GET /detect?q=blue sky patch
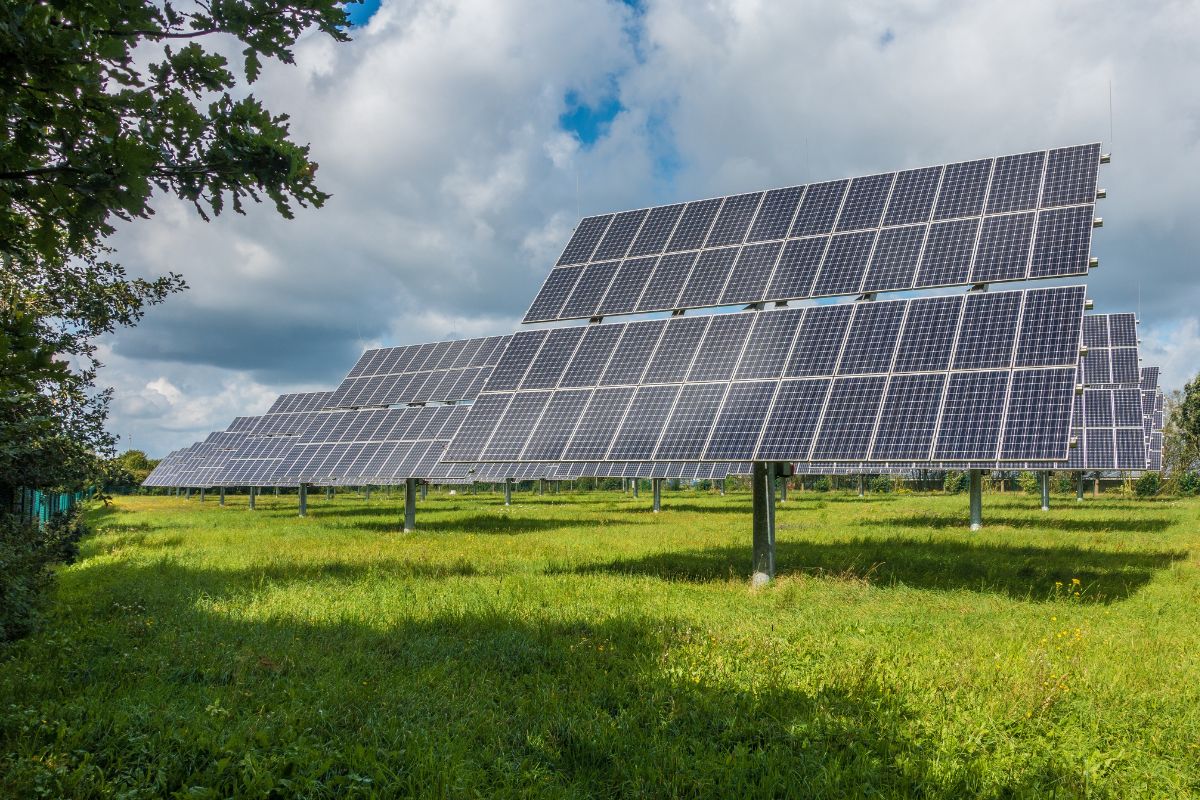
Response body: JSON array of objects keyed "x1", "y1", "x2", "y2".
[
  {"x1": 560, "y1": 90, "x2": 624, "y2": 147},
  {"x1": 346, "y1": 0, "x2": 382, "y2": 27}
]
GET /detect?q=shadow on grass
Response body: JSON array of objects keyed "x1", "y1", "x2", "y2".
[
  {"x1": 860, "y1": 512, "x2": 1175, "y2": 534},
  {"x1": 327, "y1": 512, "x2": 645, "y2": 536},
  {"x1": 7, "y1": 557, "x2": 1091, "y2": 798},
  {"x1": 565, "y1": 537, "x2": 1186, "y2": 603}
]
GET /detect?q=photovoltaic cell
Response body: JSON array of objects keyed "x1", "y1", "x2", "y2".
[
  {"x1": 599, "y1": 320, "x2": 666, "y2": 386},
  {"x1": 1030, "y1": 206, "x2": 1094, "y2": 278},
  {"x1": 861, "y1": 225, "x2": 925, "y2": 292},
  {"x1": 913, "y1": 218, "x2": 979, "y2": 287},
  {"x1": 561, "y1": 261, "x2": 620, "y2": 319},
  {"x1": 999, "y1": 368, "x2": 1075, "y2": 459},
  {"x1": 706, "y1": 192, "x2": 762, "y2": 247},
  {"x1": 557, "y1": 215, "x2": 611, "y2": 265},
  {"x1": 790, "y1": 180, "x2": 849, "y2": 237},
  {"x1": 559, "y1": 325, "x2": 623, "y2": 387},
  {"x1": 486, "y1": 330, "x2": 547, "y2": 392},
  {"x1": 735, "y1": 309, "x2": 805, "y2": 379},
  {"x1": 933, "y1": 370, "x2": 1010, "y2": 459},
  {"x1": 951, "y1": 292, "x2": 1022, "y2": 369},
  {"x1": 666, "y1": 198, "x2": 722, "y2": 252},
  {"x1": 810, "y1": 376, "x2": 887, "y2": 459},
  {"x1": 785, "y1": 304, "x2": 853, "y2": 376},
  {"x1": 563, "y1": 388, "x2": 635, "y2": 459},
  {"x1": 933, "y1": 159, "x2": 992, "y2": 220},
  {"x1": 521, "y1": 327, "x2": 585, "y2": 390},
  {"x1": 592, "y1": 209, "x2": 649, "y2": 261},
  {"x1": 704, "y1": 382, "x2": 777, "y2": 459},
  {"x1": 677, "y1": 248, "x2": 738, "y2": 308},
  {"x1": 883, "y1": 166, "x2": 942, "y2": 226},
  {"x1": 969, "y1": 212, "x2": 1036, "y2": 283},
  {"x1": 720, "y1": 241, "x2": 783, "y2": 304},
  {"x1": 1041, "y1": 143, "x2": 1101, "y2": 207},
  {"x1": 597, "y1": 257, "x2": 657, "y2": 316},
  {"x1": 892, "y1": 295, "x2": 963, "y2": 372},
  {"x1": 765, "y1": 237, "x2": 826, "y2": 300},
  {"x1": 521, "y1": 390, "x2": 591, "y2": 459},
  {"x1": 986, "y1": 151, "x2": 1046, "y2": 213},
  {"x1": 642, "y1": 317, "x2": 709, "y2": 383},
  {"x1": 869, "y1": 373, "x2": 946, "y2": 459},
  {"x1": 688, "y1": 313, "x2": 754, "y2": 382},
  {"x1": 837, "y1": 301, "x2": 906, "y2": 374},
  {"x1": 628, "y1": 204, "x2": 684, "y2": 256},
  {"x1": 608, "y1": 385, "x2": 680, "y2": 459},
  {"x1": 756, "y1": 379, "x2": 831, "y2": 460},
  {"x1": 655, "y1": 383, "x2": 727, "y2": 459},
  {"x1": 812, "y1": 230, "x2": 877, "y2": 296},
  {"x1": 747, "y1": 186, "x2": 804, "y2": 242},
  {"x1": 636, "y1": 252, "x2": 696, "y2": 312}
]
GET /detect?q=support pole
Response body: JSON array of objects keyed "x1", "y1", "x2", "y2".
[
  {"x1": 1040, "y1": 472, "x2": 1050, "y2": 512},
  {"x1": 504, "y1": 479, "x2": 512, "y2": 506},
  {"x1": 365, "y1": 486, "x2": 371, "y2": 501},
  {"x1": 968, "y1": 469, "x2": 982, "y2": 531},
  {"x1": 652, "y1": 478, "x2": 662, "y2": 512},
  {"x1": 633, "y1": 479, "x2": 639, "y2": 498},
  {"x1": 248, "y1": 487, "x2": 256, "y2": 510},
  {"x1": 780, "y1": 477, "x2": 788, "y2": 502},
  {"x1": 219, "y1": 487, "x2": 225, "y2": 507},
  {"x1": 199, "y1": 488, "x2": 205, "y2": 503},
  {"x1": 858, "y1": 475, "x2": 865, "y2": 497},
  {"x1": 752, "y1": 462, "x2": 776, "y2": 585},
  {"x1": 403, "y1": 478, "x2": 416, "y2": 532},
  {"x1": 719, "y1": 479, "x2": 725, "y2": 496},
  {"x1": 421, "y1": 483, "x2": 428, "y2": 501},
  {"x1": 326, "y1": 486, "x2": 333, "y2": 500},
  {"x1": 538, "y1": 479, "x2": 545, "y2": 496},
  {"x1": 186, "y1": 488, "x2": 192, "y2": 499},
  {"x1": 298, "y1": 483, "x2": 308, "y2": 517},
  {"x1": 1093, "y1": 474, "x2": 1099, "y2": 498},
  {"x1": 1076, "y1": 472, "x2": 1084, "y2": 502}
]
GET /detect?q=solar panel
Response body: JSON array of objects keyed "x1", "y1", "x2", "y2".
[
  {"x1": 450, "y1": 284, "x2": 1087, "y2": 465},
  {"x1": 1077, "y1": 313, "x2": 1139, "y2": 387},
  {"x1": 328, "y1": 335, "x2": 506, "y2": 409},
  {"x1": 526, "y1": 144, "x2": 1102, "y2": 323}
]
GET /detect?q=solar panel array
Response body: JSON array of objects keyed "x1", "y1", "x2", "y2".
[
  {"x1": 525, "y1": 144, "x2": 1102, "y2": 323},
  {"x1": 448, "y1": 285, "x2": 1087, "y2": 466},
  {"x1": 1062, "y1": 387, "x2": 1147, "y2": 470},
  {"x1": 1142, "y1": 367, "x2": 1164, "y2": 470},
  {"x1": 327, "y1": 336, "x2": 507, "y2": 408},
  {"x1": 1080, "y1": 313, "x2": 1139, "y2": 386}
]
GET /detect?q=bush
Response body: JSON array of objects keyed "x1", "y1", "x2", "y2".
[
  {"x1": 869, "y1": 475, "x2": 894, "y2": 493},
  {"x1": 0, "y1": 508, "x2": 88, "y2": 643},
  {"x1": 1053, "y1": 471, "x2": 1076, "y2": 493},
  {"x1": 1017, "y1": 472, "x2": 1040, "y2": 494},
  {"x1": 811, "y1": 476, "x2": 831, "y2": 492},
  {"x1": 1178, "y1": 472, "x2": 1200, "y2": 496},
  {"x1": 1134, "y1": 473, "x2": 1161, "y2": 498},
  {"x1": 943, "y1": 471, "x2": 968, "y2": 494}
]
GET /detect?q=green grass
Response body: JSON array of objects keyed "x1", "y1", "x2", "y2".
[{"x1": 3, "y1": 487, "x2": 1200, "y2": 798}]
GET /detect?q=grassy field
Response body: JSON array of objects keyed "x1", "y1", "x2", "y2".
[{"x1": 2, "y1": 486, "x2": 1199, "y2": 798}]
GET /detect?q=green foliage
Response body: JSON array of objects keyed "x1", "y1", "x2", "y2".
[
  {"x1": 1133, "y1": 473, "x2": 1161, "y2": 498},
  {"x1": 943, "y1": 471, "x2": 968, "y2": 494},
  {"x1": 0, "y1": 507, "x2": 87, "y2": 642},
  {"x1": 1053, "y1": 471, "x2": 1076, "y2": 494},
  {"x1": 811, "y1": 476, "x2": 831, "y2": 492},
  {"x1": 1177, "y1": 471, "x2": 1200, "y2": 497},
  {"x1": 1017, "y1": 472, "x2": 1040, "y2": 494},
  {"x1": 2, "y1": 492, "x2": 1199, "y2": 797},
  {"x1": 104, "y1": 450, "x2": 159, "y2": 493},
  {"x1": 868, "y1": 474, "x2": 894, "y2": 493}
]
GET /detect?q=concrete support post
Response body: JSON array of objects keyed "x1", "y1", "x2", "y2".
[
  {"x1": 325, "y1": 486, "x2": 333, "y2": 501},
  {"x1": 719, "y1": 479, "x2": 726, "y2": 496},
  {"x1": 219, "y1": 487, "x2": 225, "y2": 507},
  {"x1": 969, "y1": 470, "x2": 982, "y2": 531},
  {"x1": 1040, "y1": 472, "x2": 1050, "y2": 512},
  {"x1": 248, "y1": 487, "x2": 256, "y2": 510},
  {"x1": 186, "y1": 488, "x2": 192, "y2": 499},
  {"x1": 652, "y1": 479, "x2": 662, "y2": 513},
  {"x1": 365, "y1": 486, "x2": 371, "y2": 501},
  {"x1": 1076, "y1": 472, "x2": 1084, "y2": 502},
  {"x1": 751, "y1": 462, "x2": 776, "y2": 586},
  {"x1": 780, "y1": 477, "x2": 788, "y2": 502},
  {"x1": 504, "y1": 479, "x2": 512, "y2": 506},
  {"x1": 858, "y1": 475, "x2": 865, "y2": 497},
  {"x1": 421, "y1": 483, "x2": 428, "y2": 501},
  {"x1": 1093, "y1": 475, "x2": 1099, "y2": 497},
  {"x1": 298, "y1": 483, "x2": 308, "y2": 517},
  {"x1": 538, "y1": 479, "x2": 545, "y2": 496},
  {"x1": 633, "y1": 479, "x2": 639, "y2": 498}
]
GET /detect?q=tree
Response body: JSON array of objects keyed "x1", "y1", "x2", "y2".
[
  {"x1": 1, "y1": 0, "x2": 355, "y2": 639},
  {"x1": 1163, "y1": 375, "x2": 1200, "y2": 491}
]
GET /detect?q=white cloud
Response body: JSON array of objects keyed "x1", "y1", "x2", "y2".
[{"x1": 100, "y1": 0, "x2": 1200, "y2": 455}]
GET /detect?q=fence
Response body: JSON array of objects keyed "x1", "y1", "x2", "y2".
[{"x1": 12, "y1": 489, "x2": 90, "y2": 528}]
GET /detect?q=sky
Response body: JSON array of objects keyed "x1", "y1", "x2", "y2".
[{"x1": 100, "y1": 0, "x2": 1200, "y2": 457}]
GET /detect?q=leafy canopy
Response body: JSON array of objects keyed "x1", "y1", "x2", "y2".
[{"x1": 0, "y1": 0, "x2": 355, "y2": 499}]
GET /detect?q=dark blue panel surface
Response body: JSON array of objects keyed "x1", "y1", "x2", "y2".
[
  {"x1": 720, "y1": 241, "x2": 784, "y2": 305},
  {"x1": 557, "y1": 215, "x2": 612, "y2": 265},
  {"x1": 677, "y1": 247, "x2": 738, "y2": 308},
  {"x1": 608, "y1": 385, "x2": 680, "y2": 459},
  {"x1": 883, "y1": 166, "x2": 942, "y2": 226},
  {"x1": 597, "y1": 256, "x2": 658, "y2": 317},
  {"x1": 933, "y1": 159, "x2": 992, "y2": 220},
  {"x1": 747, "y1": 186, "x2": 804, "y2": 242},
  {"x1": 1030, "y1": 205, "x2": 1093, "y2": 278},
  {"x1": 642, "y1": 317, "x2": 710, "y2": 383},
  {"x1": 628, "y1": 204, "x2": 685, "y2": 257},
  {"x1": 704, "y1": 382, "x2": 776, "y2": 460},
  {"x1": 559, "y1": 325, "x2": 624, "y2": 387},
  {"x1": 599, "y1": 320, "x2": 667, "y2": 386},
  {"x1": 837, "y1": 300, "x2": 906, "y2": 375},
  {"x1": 785, "y1": 304, "x2": 853, "y2": 377},
  {"x1": 481, "y1": 391, "x2": 550, "y2": 460},
  {"x1": 687, "y1": 313, "x2": 755, "y2": 382},
  {"x1": 969, "y1": 212, "x2": 1034, "y2": 283},
  {"x1": 913, "y1": 218, "x2": 979, "y2": 288},
  {"x1": 655, "y1": 383, "x2": 727, "y2": 459},
  {"x1": 933, "y1": 370, "x2": 1009, "y2": 460},
  {"x1": 755, "y1": 379, "x2": 831, "y2": 460},
  {"x1": 810, "y1": 376, "x2": 887, "y2": 459},
  {"x1": 593, "y1": 209, "x2": 649, "y2": 261},
  {"x1": 861, "y1": 224, "x2": 924, "y2": 293},
  {"x1": 812, "y1": 230, "x2": 876, "y2": 296},
  {"x1": 521, "y1": 390, "x2": 591, "y2": 459},
  {"x1": 635, "y1": 251, "x2": 697, "y2": 312},
  {"x1": 560, "y1": 261, "x2": 620, "y2": 319},
  {"x1": 1013, "y1": 286, "x2": 1085, "y2": 368},
  {"x1": 735, "y1": 308, "x2": 805, "y2": 379},
  {"x1": 521, "y1": 327, "x2": 586, "y2": 390},
  {"x1": 485, "y1": 330, "x2": 547, "y2": 392},
  {"x1": 666, "y1": 198, "x2": 723, "y2": 252},
  {"x1": 764, "y1": 236, "x2": 827, "y2": 300},
  {"x1": 985, "y1": 151, "x2": 1046, "y2": 213},
  {"x1": 706, "y1": 192, "x2": 763, "y2": 247},
  {"x1": 870, "y1": 373, "x2": 946, "y2": 460},
  {"x1": 999, "y1": 367, "x2": 1075, "y2": 459},
  {"x1": 790, "y1": 180, "x2": 849, "y2": 236},
  {"x1": 836, "y1": 173, "x2": 894, "y2": 231},
  {"x1": 1041, "y1": 143, "x2": 1101, "y2": 207},
  {"x1": 951, "y1": 291, "x2": 1022, "y2": 370},
  {"x1": 563, "y1": 387, "x2": 636, "y2": 460}
]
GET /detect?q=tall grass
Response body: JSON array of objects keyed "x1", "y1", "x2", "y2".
[{"x1": 2, "y1": 487, "x2": 1198, "y2": 798}]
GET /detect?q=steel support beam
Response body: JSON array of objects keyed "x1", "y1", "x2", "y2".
[
  {"x1": 780, "y1": 477, "x2": 788, "y2": 502},
  {"x1": 365, "y1": 486, "x2": 371, "y2": 501},
  {"x1": 199, "y1": 488, "x2": 205, "y2": 503},
  {"x1": 404, "y1": 478, "x2": 417, "y2": 532},
  {"x1": 298, "y1": 483, "x2": 308, "y2": 517},
  {"x1": 751, "y1": 462, "x2": 776, "y2": 586},
  {"x1": 1040, "y1": 472, "x2": 1050, "y2": 512},
  {"x1": 421, "y1": 483, "x2": 428, "y2": 500},
  {"x1": 504, "y1": 479, "x2": 512, "y2": 506},
  {"x1": 652, "y1": 478, "x2": 662, "y2": 512},
  {"x1": 968, "y1": 469, "x2": 982, "y2": 531},
  {"x1": 1076, "y1": 472, "x2": 1085, "y2": 501},
  {"x1": 858, "y1": 475, "x2": 865, "y2": 497},
  {"x1": 325, "y1": 486, "x2": 333, "y2": 500},
  {"x1": 719, "y1": 479, "x2": 725, "y2": 496},
  {"x1": 248, "y1": 487, "x2": 256, "y2": 510},
  {"x1": 219, "y1": 487, "x2": 225, "y2": 506},
  {"x1": 632, "y1": 479, "x2": 639, "y2": 498}
]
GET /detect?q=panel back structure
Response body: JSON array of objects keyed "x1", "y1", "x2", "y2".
[{"x1": 525, "y1": 144, "x2": 1103, "y2": 323}]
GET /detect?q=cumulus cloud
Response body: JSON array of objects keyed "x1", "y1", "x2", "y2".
[{"x1": 99, "y1": 0, "x2": 1200, "y2": 455}]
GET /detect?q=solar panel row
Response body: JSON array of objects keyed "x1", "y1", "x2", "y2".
[
  {"x1": 526, "y1": 144, "x2": 1101, "y2": 322},
  {"x1": 448, "y1": 285, "x2": 1086, "y2": 465},
  {"x1": 1081, "y1": 313, "x2": 1139, "y2": 385}
]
